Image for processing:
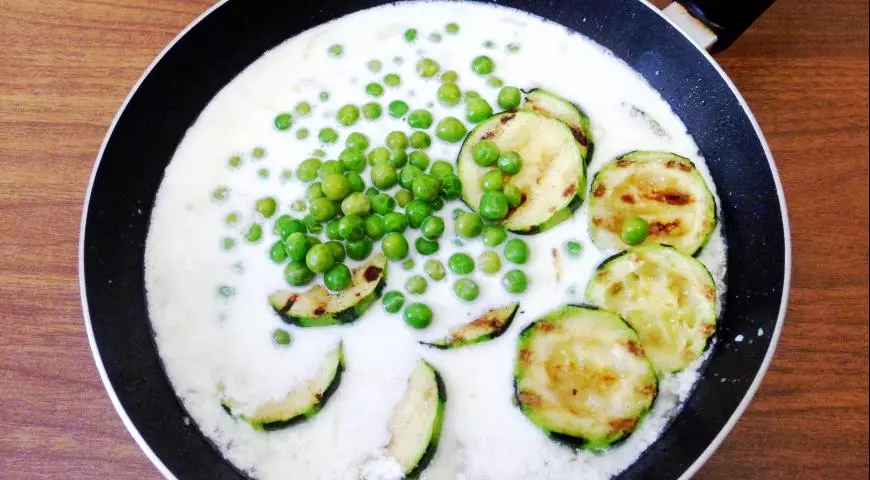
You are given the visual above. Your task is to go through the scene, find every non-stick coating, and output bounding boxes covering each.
[82,0,786,478]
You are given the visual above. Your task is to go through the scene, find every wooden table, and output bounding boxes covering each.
[1,0,867,478]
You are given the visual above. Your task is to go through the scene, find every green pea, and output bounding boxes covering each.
[398,164,423,190]
[363,102,383,120]
[394,190,413,208]
[435,117,467,143]
[212,186,229,202]
[404,28,418,42]
[471,55,495,75]
[368,59,383,73]
[337,104,360,126]
[402,259,415,271]
[295,101,312,116]
[479,191,509,221]
[445,22,460,34]
[408,151,430,171]
[346,132,370,151]
[324,241,346,263]
[504,184,523,208]
[382,291,405,314]
[410,131,432,149]
[309,197,338,222]
[481,170,504,191]
[338,148,366,173]
[389,149,408,169]
[403,303,433,329]
[404,199,432,228]
[389,100,409,118]
[441,70,459,83]
[466,97,493,123]
[371,193,396,215]
[272,328,292,346]
[483,40,496,49]
[453,278,480,301]
[482,225,507,247]
[621,216,650,245]
[405,275,428,295]
[425,160,452,182]
[477,253,501,276]
[326,219,342,240]
[364,215,385,240]
[346,171,366,193]
[498,86,522,110]
[370,163,399,190]
[296,128,310,140]
[424,259,446,280]
[225,212,239,225]
[284,262,315,286]
[346,237,374,260]
[383,212,409,233]
[384,73,402,87]
[251,147,266,159]
[440,174,463,200]
[321,173,352,201]
[506,42,521,53]
[269,240,288,263]
[319,127,339,144]
[437,83,462,106]
[504,239,530,264]
[245,223,263,242]
[455,212,483,238]
[274,113,293,131]
[418,216,444,240]
[430,197,444,211]
[328,44,343,57]
[341,192,371,217]
[487,76,504,88]
[415,237,439,256]
[284,232,310,262]
[365,187,380,198]
[416,58,440,78]
[503,269,528,294]
[273,215,306,239]
[368,146,390,166]
[303,215,323,234]
[448,253,475,275]
[472,140,500,167]
[365,82,384,97]
[324,264,352,291]
[386,131,409,151]
[306,182,325,201]
[498,151,523,175]
[412,174,440,201]
[257,168,270,179]
[408,110,434,129]
[228,155,241,168]
[319,160,345,178]
[338,215,365,240]
[381,233,409,261]
[255,196,277,218]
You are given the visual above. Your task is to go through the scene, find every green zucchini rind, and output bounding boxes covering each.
[588,151,717,256]
[457,111,586,234]
[514,306,657,451]
[586,245,717,373]
[421,302,519,350]
[220,342,344,431]
[269,253,387,327]
[521,88,595,167]
[386,360,447,478]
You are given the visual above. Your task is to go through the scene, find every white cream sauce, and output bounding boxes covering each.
[144,2,726,479]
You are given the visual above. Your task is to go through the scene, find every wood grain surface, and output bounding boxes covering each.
[0,0,867,478]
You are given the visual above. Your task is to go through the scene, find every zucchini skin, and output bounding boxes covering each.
[420,303,520,350]
[404,365,447,479]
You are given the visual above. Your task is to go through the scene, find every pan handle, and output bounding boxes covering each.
[671,0,776,52]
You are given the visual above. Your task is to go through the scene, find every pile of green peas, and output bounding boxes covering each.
[470,140,525,221]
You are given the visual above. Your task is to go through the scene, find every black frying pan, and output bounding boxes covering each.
[80,1,791,478]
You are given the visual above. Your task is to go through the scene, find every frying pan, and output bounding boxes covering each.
[79,0,791,478]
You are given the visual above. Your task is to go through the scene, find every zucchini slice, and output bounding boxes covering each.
[221,342,344,431]
[588,151,717,256]
[457,111,586,234]
[521,88,594,166]
[514,306,657,451]
[586,245,717,373]
[386,360,446,478]
[421,302,519,350]
[269,253,387,327]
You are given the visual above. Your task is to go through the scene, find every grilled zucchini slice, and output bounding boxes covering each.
[521,88,594,166]
[586,245,717,373]
[220,343,344,431]
[386,360,447,478]
[588,151,717,256]
[269,253,387,327]
[421,302,519,350]
[514,306,657,451]
[457,111,586,234]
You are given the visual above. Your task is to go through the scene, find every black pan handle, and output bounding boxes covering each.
[676,0,776,52]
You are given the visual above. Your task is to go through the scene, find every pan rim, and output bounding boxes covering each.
[77,1,792,479]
